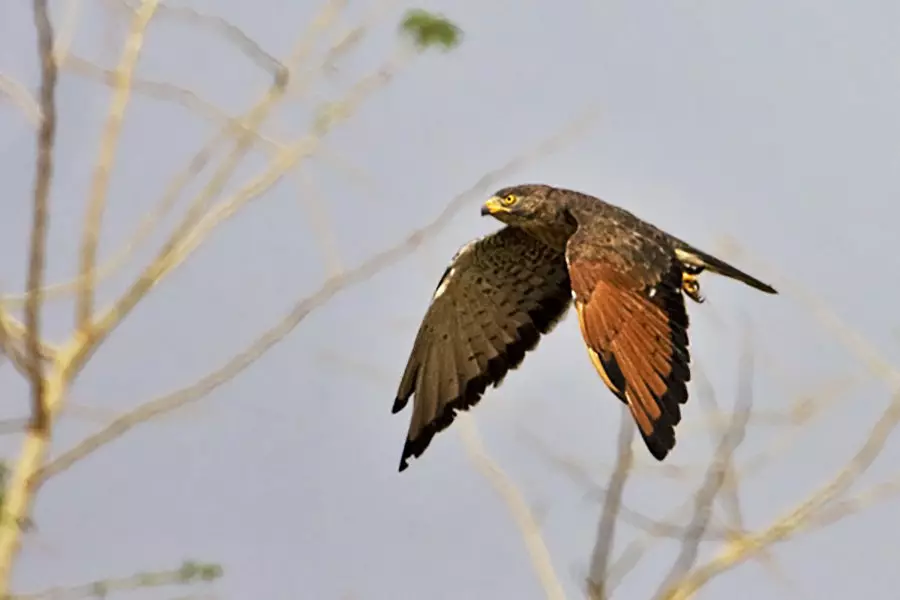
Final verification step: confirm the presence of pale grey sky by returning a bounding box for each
[1,1,899,599]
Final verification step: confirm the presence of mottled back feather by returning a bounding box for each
[565,222,692,460]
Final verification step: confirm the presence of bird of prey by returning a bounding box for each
[392,184,776,472]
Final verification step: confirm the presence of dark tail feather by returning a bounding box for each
[674,247,778,295]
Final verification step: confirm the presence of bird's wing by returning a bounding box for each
[394,226,571,471]
[565,224,691,460]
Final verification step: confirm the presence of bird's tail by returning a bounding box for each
[674,247,777,295]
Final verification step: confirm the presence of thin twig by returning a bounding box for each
[0,312,32,378]
[10,561,221,600]
[25,0,59,431]
[806,475,900,531]
[51,0,84,64]
[458,415,566,600]
[586,406,634,599]
[520,428,732,542]
[150,3,287,81]
[692,365,792,590]
[655,337,755,599]
[62,54,284,148]
[296,167,343,276]
[0,74,42,127]
[314,351,564,599]
[76,0,158,330]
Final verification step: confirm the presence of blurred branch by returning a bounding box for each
[0,0,372,311]
[52,0,84,63]
[0,75,42,127]
[720,238,900,390]
[738,375,856,480]
[0,312,31,378]
[138,1,287,81]
[691,365,792,590]
[62,54,285,148]
[59,0,354,381]
[656,339,754,599]
[24,0,60,431]
[1,132,223,310]
[0,0,60,591]
[34,105,599,486]
[586,406,634,600]
[806,474,900,531]
[296,168,343,276]
[664,387,900,600]
[457,415,565,600]
[76,0,158,330]
[663,244,900,599]
[0,86,284,312]
[318,349,563,595]
[520,428,730,542]
[10,560,222,600]
[67,53,405,383]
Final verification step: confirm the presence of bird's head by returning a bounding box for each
[480,184,566,228]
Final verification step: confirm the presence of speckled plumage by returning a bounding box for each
[393,184,777,471]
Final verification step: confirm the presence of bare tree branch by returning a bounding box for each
[296,167,343,276]
[587,406,634,600]
[62,54,285,148]
[52,0,84,64]
[76,0,159,330]
[0,0,60,590]
[691,365,793,590]
[457,415,566,600]
[25,0,59,431]
[0,74,42,127]
[806,474,900,531]
[10,560,221,600]
[655,336,755,599]
[147,3,287,81]
[520,427,733,542]
[61,0,356,383]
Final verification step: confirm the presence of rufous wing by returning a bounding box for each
[568,262,691,460]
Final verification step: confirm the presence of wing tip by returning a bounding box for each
[643,422,677,461]
[398,438,416,472]
[640,379,687,462]
[647,440,671,461]
[391,396,407,414]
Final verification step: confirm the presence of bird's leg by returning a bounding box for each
[681,266,705,303]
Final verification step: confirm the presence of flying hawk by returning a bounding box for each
[392,184,776,471]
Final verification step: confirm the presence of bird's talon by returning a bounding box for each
[682,274,705,303]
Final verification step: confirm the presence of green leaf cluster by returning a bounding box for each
[400,9,462,51]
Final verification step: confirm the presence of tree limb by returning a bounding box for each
[587,406,634,599]
[76,0,159,330]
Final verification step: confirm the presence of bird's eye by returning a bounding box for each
[501,194,518,206]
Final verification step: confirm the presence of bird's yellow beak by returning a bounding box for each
[481,196,509,216]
